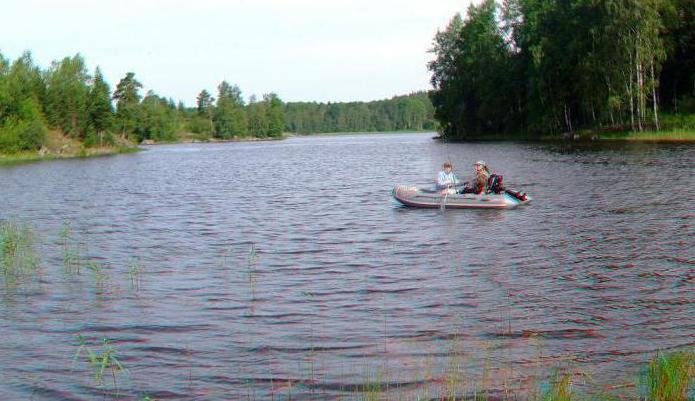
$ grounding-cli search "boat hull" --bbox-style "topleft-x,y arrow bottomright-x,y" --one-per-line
392,185 -> 531,209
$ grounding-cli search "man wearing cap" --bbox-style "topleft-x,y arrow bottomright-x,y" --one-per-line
460,160 -> 491,194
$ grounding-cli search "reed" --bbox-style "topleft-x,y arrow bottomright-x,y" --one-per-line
73,335 -> 128,398
542,370 -> 574,401
128,258 -> 143,291
60,221 -> 82,275
640,350 -> 694,401
0,220 -> 40,289
85,261 -> 111,293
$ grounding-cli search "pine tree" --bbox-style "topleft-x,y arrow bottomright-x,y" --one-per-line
86,67 -> 114,145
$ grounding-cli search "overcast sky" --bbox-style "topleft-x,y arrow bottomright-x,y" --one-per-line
1,0 -> 470,105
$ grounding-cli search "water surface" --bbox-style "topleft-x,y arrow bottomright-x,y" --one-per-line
0,133 -> 693,400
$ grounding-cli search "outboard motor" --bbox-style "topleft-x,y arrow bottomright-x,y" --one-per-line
505,189 -> 528,201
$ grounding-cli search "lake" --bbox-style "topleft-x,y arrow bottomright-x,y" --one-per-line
0,133 -> 693,400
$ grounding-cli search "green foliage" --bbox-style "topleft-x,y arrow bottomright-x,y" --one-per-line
44,54 -> 90,138
0,50 -> 435,152
73,335 -> 128,396
213,81 -> 248,138
0,117 -> 47,153
431,0 -> 690,138
196,89 -> 214,117
86,67 -> 113,137
640,350 -> 693,401
187,114 -> 214,135
659,112 -> 695,130
113,72 -> 143,137
0,52 -> 45,120
135,90 -> 178,142
284,92 -> 434,134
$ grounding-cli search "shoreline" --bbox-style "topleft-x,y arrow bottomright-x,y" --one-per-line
140,134 -> 286,146
3,128 -> 691,167
436,128 -> 695,143
0,146 -> 141,166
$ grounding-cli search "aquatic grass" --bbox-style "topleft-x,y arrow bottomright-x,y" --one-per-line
247,242 -> 258,300
640,350 -> 694,401
60,221 -> 82,275
85,261 -> 111,293
128,258 -> 143,291
359,364 -> 388,401
541,370 -> 574,401
73,335 -> 128,398
0,220 -> 40,289
443,336 -> 468,400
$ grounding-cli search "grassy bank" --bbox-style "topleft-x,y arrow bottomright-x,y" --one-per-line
141,131 -> 287,145
597,128 -> 695,142
0,130 -> 140,166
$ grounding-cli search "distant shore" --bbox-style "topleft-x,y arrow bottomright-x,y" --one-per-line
138,134 -> 286,146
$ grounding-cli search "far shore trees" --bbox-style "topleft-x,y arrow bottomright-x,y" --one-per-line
0,51 -> 437,153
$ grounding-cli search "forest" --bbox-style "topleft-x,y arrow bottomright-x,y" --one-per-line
428,0 -> 695,139
0,51 -> 435,153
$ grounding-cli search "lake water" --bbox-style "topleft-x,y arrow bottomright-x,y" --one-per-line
0,133 -> 693,400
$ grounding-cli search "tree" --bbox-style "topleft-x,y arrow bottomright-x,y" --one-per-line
136,90 -> 177,142
213,81 -> 247,138
264,93 -> 285,137
196,89 -> 214,117
247,97 -> 269,137
86,67 -> 114,145
112,72 -> 142,137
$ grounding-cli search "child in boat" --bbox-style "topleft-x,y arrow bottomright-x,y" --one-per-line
436,162 -> 459,192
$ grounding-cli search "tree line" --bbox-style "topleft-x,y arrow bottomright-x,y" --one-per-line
284,92 -> 435,134
429,0 -> 695,139
0,51 -> 288,153
0,51 -> 437,153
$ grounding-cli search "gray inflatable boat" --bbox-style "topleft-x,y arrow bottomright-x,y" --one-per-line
392,185 -> 532,209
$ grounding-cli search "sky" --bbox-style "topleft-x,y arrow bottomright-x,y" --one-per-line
1,0 -> 471,105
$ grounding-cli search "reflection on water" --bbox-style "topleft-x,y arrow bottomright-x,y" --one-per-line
0,133 -> 693,400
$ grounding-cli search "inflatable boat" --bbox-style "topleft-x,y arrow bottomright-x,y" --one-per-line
392,185 -> 532,209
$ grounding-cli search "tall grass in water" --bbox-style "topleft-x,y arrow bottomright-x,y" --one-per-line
128,258 -> 144,291
0,220 -> 40,289
60,221 -> 82,274
641,350 -> 694,401
541,370 -> 574,401
73,335 -> 128,398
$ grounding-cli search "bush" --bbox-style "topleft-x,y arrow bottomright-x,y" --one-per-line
0,119 -> 47,153
660,113 -> 695,130
83,131 -> 115,148
187,115 -> 213,135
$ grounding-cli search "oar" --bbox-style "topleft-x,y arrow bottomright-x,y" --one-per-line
440,189 -> 449,211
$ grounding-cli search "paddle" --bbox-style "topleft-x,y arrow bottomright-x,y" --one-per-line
440,189 -> 449,211
440,170 -> 458,212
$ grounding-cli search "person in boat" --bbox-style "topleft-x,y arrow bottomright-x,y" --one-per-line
436,162 -> 459,192
460,160 -> 491,194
